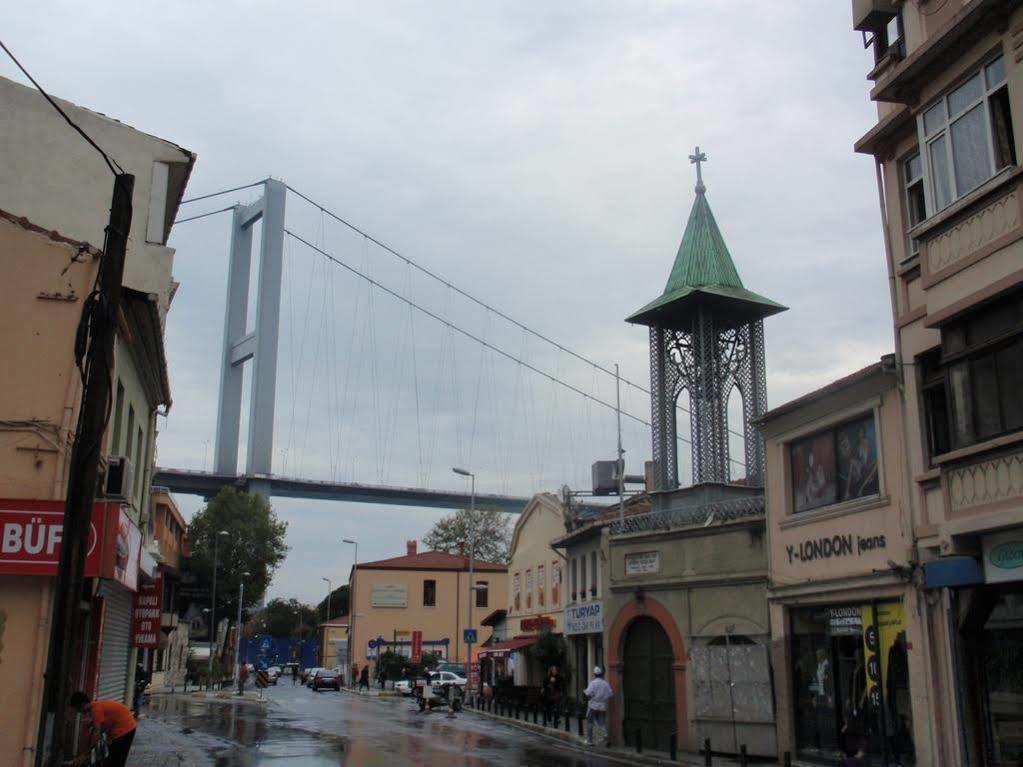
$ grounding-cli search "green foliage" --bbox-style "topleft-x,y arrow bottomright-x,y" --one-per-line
422,507 -> 512,563
376,651 -> 407,681
529,627 -> 567,672
246,598 -> 319,639
316,584 -> 349,622
187,488 -> 289,620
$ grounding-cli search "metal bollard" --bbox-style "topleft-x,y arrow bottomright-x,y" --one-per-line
739,744 -> 748,767
564,710 -> 570,733
635,729 -> 643,754
543,709 -> 548,727
533,707 -> 538,724
783,751 -> 792,767
670,733 -> 678,761
704,738 -> 712,767
577,715 -> 584,737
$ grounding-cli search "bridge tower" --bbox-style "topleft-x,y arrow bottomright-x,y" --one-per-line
213,179 -> 286,488
626,148 -> 786,491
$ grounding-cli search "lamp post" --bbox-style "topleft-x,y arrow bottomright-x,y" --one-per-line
208,529 -> 229,690
342,539 -> 358,682
452,467 -> 476,700
321,577 -> 333,669
233,571 -> 250,684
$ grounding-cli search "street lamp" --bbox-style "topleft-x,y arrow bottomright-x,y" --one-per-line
342,539 -> 358,682
233,571 -> 251,685
322,577 -> 333,622
208,529 -> 229,690
453,467 -> 476,701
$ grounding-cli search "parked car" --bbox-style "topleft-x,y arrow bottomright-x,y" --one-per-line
266,666 -> 281,685
304,667 -> 325,686
394,678 -> 413,696
429,671 -> 467,697
311,668 -> 341,691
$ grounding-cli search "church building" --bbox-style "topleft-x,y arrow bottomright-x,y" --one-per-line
602,149 -> 785,756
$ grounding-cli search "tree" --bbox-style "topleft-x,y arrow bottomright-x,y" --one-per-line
247,598 -> 319,639
529,627 -> 567,676
187,488 -> 289,621
423,507 -> 512,563
316,584 -> 349,623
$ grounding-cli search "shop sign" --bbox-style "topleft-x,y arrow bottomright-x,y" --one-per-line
983,531 -> 1023,584
625,550 -> 660,575
785,533 -> 887,565
565,601 -> 603,635
132,570 -> 163,647
826,606 -> 862,636
411,630 -> 423,664
0,499 -> 139,589
521,615 -> 555,632
371,583 -> 408,608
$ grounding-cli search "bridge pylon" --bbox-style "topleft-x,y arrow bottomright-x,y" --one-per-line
214,179 -> 286,480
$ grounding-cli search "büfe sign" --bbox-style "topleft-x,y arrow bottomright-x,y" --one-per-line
133,570 -> 163,647
0,499 -> 141,590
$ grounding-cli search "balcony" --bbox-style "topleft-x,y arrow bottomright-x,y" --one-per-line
942,441 -> 1023,519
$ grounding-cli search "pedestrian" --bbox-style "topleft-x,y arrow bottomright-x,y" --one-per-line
359,665 -> 370,692
351,663 -> 359,688
69,691 -> 137,767
292,664 -> 299,685
132,661 -> 151,717
583,666 -> 613,747
542,665 -> 563,725
238,662 -> 249,695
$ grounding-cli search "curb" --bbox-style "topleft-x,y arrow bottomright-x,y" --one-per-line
464,707 -> 751,767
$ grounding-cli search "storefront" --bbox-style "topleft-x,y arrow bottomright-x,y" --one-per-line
565,600 -> 604,701
788,601 -> 914,765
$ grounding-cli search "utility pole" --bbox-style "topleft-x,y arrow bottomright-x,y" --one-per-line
36,173 -> 134,767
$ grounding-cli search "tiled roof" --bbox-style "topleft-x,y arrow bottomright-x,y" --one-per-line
357,550 -> 507,572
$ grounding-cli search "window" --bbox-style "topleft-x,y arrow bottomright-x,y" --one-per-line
134,426 -> 144,502
939,292 -> 1023,449
863,11 -> 904,64
111,381 -> 125,453
570,558 -> 577,601
590,551 -> 597,596
920,56 -> 1014,214
525,569 -> 534,609
790,414 -> 880,513
579,557 -> 586,598
423,579 -> 436,607
902,152 -> 925,257
125,405 -> 135,461
475,581 -> 488,608
920,350 -> 951,459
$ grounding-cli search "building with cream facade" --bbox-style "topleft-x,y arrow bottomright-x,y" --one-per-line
849,1 -> 1023,764
0,75 -> 192,765
347,541 -> 507,678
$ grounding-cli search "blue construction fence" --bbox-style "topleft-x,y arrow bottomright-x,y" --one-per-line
238,635 -> 319,670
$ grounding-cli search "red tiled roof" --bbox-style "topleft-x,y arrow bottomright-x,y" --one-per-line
357,550 -> 507,572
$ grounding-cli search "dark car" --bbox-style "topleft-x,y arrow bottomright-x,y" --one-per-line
311,669 -> 340,691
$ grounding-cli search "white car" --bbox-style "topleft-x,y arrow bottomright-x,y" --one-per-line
429,671 -> 467,695
394,679 -> 413,696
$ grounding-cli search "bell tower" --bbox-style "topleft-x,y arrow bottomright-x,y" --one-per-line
627,148 -> 786,490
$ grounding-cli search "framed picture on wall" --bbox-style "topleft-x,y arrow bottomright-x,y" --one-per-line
791,431 -> 837,512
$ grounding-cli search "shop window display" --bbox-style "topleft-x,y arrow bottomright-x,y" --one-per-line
791,603 -> 914,765
790,415 -> 879,514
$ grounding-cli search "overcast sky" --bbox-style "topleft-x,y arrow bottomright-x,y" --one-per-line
4,2 -> 889,604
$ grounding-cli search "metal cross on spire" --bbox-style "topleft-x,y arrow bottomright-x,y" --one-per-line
689,146 -> 707,194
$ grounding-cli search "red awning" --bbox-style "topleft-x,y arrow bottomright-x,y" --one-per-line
479,636 -> 536,658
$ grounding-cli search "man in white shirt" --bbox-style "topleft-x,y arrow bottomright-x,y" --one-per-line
583,666 -> 613,746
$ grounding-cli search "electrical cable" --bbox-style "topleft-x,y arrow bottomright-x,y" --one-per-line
0,38 -> 123,176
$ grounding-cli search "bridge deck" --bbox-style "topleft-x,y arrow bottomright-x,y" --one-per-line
152,468 -> 609,515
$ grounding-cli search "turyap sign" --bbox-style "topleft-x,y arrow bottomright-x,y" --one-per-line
983,530 -> 1023,584
565,601 -> 603,635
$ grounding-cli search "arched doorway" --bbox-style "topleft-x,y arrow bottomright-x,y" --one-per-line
623,617 -> 676,752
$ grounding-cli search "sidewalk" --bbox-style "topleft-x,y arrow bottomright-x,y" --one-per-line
465,706 -> 758,767
126,713 -> 226,767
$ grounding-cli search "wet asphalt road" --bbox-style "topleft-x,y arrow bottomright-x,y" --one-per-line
141,682 -> 623,767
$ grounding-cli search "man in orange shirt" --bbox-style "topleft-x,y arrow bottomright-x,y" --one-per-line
69,691 -> 137,767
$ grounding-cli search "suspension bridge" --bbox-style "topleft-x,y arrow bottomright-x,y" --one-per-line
154,178 -> 751,513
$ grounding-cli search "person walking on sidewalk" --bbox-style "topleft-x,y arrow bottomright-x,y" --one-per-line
238,662 -> 249,695
583,666 -> 613,747
292,664 -> 300,685
359,665 -> 370,692
69,691 -> 137,767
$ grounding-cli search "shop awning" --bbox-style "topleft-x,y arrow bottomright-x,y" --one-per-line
479,636 -> 536,658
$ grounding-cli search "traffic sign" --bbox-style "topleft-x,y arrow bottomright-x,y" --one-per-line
255,670 -> 269,689
463,628 -> 477,644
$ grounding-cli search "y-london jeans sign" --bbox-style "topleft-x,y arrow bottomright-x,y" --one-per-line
565,601 -> 603,635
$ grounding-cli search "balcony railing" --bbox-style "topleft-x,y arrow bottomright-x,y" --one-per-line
609,496 -> 764,536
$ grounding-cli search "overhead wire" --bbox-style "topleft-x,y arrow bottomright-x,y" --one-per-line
180,180 -> 268,205
1,38 -> 123,176
173,205 -> 236,225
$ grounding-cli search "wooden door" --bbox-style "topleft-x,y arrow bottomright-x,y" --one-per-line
623,617 -> 676,752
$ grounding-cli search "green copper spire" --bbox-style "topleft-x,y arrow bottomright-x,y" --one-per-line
626,147 -> 785,329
